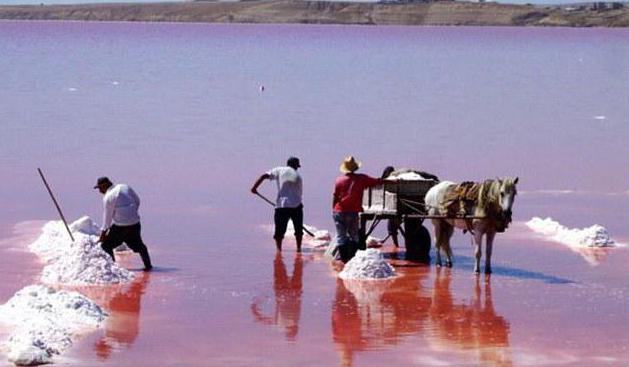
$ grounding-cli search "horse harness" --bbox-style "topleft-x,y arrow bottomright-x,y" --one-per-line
438,180 -> 512,235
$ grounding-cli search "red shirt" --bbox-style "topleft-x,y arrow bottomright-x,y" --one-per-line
333,173 -> 382,213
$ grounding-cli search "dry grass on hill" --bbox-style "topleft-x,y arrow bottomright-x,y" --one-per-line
0,0 -> 628,27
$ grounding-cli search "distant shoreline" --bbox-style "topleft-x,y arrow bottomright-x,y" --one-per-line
1,0 -> 628,27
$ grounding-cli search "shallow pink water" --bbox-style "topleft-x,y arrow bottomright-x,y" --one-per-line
1,21 -> 629,366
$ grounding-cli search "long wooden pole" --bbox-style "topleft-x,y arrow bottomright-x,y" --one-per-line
37,168 -> 75,242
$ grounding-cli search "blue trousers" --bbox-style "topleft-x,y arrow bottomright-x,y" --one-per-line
333,212 -> 359,246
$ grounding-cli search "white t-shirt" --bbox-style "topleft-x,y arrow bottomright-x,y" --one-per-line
267,166 -> 303,208
101,184 -> 141,231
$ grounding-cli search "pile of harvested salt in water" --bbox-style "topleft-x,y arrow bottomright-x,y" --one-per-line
30,216 -> 135,285
365,236 -> 383,248
526,217 -> 618,248
286,223 -> 332,250
305,225 -> 332,249
0,216 -> 136,366
0,285 -> 107,366
339,249 -> 396,280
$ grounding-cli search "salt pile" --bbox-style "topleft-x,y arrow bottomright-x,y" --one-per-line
305,225 -> 332,249
0,285 -> 106,366
366,236 -> 383,248
526,217 -> 617,248
0,216 -> 134,365
387,169 -> 435,181
389,172 -> 427,181
286,223 -> 332,250
339,249 -> 396,280
30,216 -> 134,285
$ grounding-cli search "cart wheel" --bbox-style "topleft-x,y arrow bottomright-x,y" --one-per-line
404,219 -> 431,262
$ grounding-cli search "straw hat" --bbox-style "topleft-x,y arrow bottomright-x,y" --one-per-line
339,156 -> 361,173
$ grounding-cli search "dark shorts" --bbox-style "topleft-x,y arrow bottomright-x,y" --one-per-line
274,205 -> 303,240
102,223 -> 148,253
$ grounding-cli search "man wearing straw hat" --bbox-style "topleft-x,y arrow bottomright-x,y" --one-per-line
94,176 -> 153,271
332,156 -> 383,262
251,157 -> 304,252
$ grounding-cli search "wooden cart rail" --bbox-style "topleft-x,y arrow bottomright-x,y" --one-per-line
362,180 -> 438,216
359,213 -> 486,243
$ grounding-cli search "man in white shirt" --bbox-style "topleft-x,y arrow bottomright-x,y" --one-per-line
251,157 -> 303,252
95,176 -> 153,271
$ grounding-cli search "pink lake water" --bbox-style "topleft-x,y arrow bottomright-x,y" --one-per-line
1,21 -> 629,366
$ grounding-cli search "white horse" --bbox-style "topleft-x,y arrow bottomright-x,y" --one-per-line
424,178 -> 518,274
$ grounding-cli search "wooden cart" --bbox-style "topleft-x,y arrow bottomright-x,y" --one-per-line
359,179 -> 438,260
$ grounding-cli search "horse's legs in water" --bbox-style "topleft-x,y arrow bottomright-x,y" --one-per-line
485,231 -> 496,274
473,231 -> 484,274
432,219 -> 444,267
444,224 -> 454,268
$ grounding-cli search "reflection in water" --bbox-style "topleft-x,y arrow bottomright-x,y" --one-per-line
331,267 -> 511,367
573,247 -> 612,266
93,272 -> 150,360
332,268 -> 432,367
251,253 -> 305,341
429,269 -> 511,366
332,280 -> 363,367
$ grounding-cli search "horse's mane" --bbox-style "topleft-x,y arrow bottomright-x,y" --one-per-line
477,179 -> 500,215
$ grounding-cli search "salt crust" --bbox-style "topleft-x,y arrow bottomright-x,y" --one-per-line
339,249 -> 396,280
526,217 -> 617,248
0,285 -> 106,366
30,216 -> 135,285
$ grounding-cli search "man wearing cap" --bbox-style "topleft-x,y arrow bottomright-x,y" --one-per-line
332,156 -> 383,262
94,177 -> 153,271
251,157 -> 304,252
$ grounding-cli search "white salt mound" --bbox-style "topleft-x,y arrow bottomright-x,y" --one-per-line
389,172 -> 427,181
339,249 -> 396,280
30,216 -> 135,285
68,216 -> 100,236
387,169 -> 434,181
0,285 -> 106,366
311,229 -> 332,249
286,223 -> 332,250
366,236 -> 383,248
526,217 -> 617,248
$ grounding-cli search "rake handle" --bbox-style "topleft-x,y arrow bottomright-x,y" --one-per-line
37,168 -> 75,242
